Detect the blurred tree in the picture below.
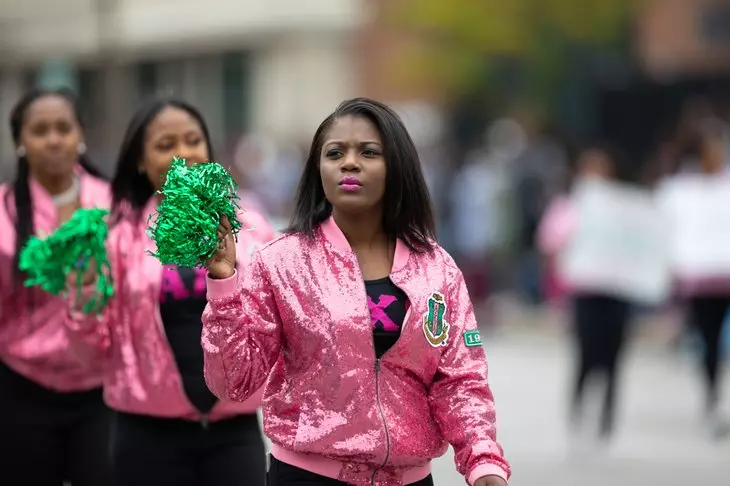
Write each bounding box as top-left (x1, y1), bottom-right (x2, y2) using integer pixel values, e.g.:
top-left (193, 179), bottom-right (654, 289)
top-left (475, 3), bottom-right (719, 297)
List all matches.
top-left (382, 0), bottom-right (639, 111)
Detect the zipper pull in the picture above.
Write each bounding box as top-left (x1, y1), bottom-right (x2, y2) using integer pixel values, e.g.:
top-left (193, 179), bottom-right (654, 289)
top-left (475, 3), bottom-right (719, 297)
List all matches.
top-left (201, 415), bottom-right (209, 430)
top-left (375, 359), bottom-right (381, 372)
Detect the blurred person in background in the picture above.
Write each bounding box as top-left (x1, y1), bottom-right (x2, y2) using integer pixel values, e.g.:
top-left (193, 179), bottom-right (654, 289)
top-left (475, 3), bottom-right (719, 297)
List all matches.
top-left (657, 117), bottom-right (730, 439)
top-left (202, 98), bottom-right (510, 486)
top-left (513, 123), bottom-right (570, 305)
top-left (537, 145), bottom-right (631, 443)
top-left (232, 132), bottom-right (301, 231)
top-left (0, 89), bottom-right (112, 485)
top-left (65, 99), bottom-right (275, 486)
top-left (449, 119), bottom-right (518, 315)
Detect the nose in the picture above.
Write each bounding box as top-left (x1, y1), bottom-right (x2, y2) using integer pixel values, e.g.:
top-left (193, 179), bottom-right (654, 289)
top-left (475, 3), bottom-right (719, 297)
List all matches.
top-left (178, 145), bottom-right (208, 165)
top-left (340, 149), bottom-right (360, 172)
top-left (45, 131), bottom-right (63, 149)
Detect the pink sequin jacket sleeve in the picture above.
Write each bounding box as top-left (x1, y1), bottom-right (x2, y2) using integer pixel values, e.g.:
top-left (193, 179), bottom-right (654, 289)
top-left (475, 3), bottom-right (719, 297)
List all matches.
top-left (430, 267), bottom-right (510, 484)
top-left (202, 251), bottom-right (281, 402)
top-left (65, 285), bottom-right (113, 366)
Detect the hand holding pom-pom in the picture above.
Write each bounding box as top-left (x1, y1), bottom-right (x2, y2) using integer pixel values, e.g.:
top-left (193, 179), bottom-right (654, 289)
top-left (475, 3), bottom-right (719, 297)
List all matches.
top-left (147, 156), bottom-right (243, 269)
top-left (206, 215), bottom-right (237, 280)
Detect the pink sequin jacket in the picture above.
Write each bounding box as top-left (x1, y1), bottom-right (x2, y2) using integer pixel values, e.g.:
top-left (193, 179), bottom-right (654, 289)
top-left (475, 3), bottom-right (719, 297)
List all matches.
top-left (65, 198), bottom-right (276, 422)
top-left (0, 170), bottom-right (109, 392)
top-left (202, 216), bottom-right (511, 485)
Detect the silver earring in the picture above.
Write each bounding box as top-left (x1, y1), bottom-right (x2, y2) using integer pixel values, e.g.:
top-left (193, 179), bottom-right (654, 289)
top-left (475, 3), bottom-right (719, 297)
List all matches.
top-left (77, 142), bottom-right (87, 155)
top-left (15, 146), bottom-right (26, 157)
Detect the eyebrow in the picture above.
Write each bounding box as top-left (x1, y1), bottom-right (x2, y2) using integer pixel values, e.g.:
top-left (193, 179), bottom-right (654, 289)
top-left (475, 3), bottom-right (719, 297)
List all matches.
top-left (324, 140), bottom-right (382, 148)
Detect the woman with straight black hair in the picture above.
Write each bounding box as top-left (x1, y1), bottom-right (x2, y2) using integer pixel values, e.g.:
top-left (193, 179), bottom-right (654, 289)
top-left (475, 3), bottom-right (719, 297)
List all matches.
top-left (202, 98), bottom-right (511, 486)
top-left (0, 88), bottom-right (112, 485)
top-left (65, 97), bottom-right (274, 486)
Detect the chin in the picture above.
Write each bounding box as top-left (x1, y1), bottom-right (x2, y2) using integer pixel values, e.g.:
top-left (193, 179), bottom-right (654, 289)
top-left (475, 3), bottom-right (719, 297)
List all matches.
top-left (332, 200), bottom-right (375, 216)
top-left (42, 161), bottom-right (77, 178)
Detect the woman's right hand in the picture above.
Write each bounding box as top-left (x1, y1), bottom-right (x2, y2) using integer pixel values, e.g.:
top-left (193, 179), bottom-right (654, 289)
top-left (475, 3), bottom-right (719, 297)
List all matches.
top-left (206, 215), bottom-right (237, 280)
top-left (67, 258), bottom-right (97, 289)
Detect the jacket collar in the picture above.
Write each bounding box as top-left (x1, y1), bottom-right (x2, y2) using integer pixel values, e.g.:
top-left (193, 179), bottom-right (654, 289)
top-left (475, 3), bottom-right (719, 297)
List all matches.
top-left (320, 215), bottom-right (410, 272)
top-left (29, 165), bottom-right (94, 225)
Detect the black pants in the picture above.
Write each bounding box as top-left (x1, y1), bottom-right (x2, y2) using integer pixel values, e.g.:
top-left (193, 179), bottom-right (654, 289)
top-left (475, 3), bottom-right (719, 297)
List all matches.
top-left (267, 457), bottom-right (434, 486)
top-left (571, 294), bottom-right (631, 437)
top-left (0, 360), bottom-right (113, 486)
top-left (113, 411), bottom-right (266, 486)
top-left (687, 296), bottom-right (729, 413)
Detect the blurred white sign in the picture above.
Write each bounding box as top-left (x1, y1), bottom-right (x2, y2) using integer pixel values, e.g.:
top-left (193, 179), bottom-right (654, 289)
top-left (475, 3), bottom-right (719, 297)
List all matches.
top-left (658, 175), bottom-right (730, 278)
top-left (559, 179), bottom-right (671, 305)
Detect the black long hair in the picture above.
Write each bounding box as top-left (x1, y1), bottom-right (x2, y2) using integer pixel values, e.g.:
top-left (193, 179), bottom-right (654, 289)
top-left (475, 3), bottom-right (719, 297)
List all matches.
top-left (110, 98), bottom-right (214, 223)
top-left (6, 88), bottom-right (103, 289)
top-left (287, 97), bottom-right (436, 253)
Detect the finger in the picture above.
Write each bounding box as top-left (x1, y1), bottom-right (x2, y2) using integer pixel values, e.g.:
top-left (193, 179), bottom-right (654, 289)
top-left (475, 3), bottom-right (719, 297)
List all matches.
top-left (220, 215), bottom-right (231, 231)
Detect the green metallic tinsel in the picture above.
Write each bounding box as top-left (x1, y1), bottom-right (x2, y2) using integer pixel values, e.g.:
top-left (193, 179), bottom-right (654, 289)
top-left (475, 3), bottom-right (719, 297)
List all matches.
top-left (147, 156), bottom-right (242, 268)
top-left (19, 207), bottom-right (114, 315)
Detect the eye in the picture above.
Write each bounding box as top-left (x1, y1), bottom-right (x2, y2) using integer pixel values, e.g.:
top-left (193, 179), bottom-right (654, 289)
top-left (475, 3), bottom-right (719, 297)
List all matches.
top-left (156, 141), bottom-right (175, 152)
top-left (30, 124), bottom-right (49, 137)
top-left (325, 149), bottom-right (343, 159)
top-left (186, 135), bottom-right (203, 146)
top-left (56, 121), bottom-right (73, 135)
top-left (362, 148), bottom-right (380, 157)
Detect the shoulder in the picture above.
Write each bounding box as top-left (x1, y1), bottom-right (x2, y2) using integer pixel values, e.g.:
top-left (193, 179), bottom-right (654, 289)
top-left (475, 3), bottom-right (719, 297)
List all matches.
top-left (256, 231), bottom-right (310, 260)
top-left (80, 172), bottom-right (110, 193)
top-left (80, 172), bottom-right (112, 208)
top-left (409, 242), bottom-right (464, 282)
top-left (239, 209), bottom-right (278, 244)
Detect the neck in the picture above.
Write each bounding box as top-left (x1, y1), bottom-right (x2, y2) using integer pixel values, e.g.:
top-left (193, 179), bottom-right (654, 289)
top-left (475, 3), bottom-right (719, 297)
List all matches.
top-left (31, 171), bottom-right (75, 197)
top-left (332, 208), bottom-right (387, 250)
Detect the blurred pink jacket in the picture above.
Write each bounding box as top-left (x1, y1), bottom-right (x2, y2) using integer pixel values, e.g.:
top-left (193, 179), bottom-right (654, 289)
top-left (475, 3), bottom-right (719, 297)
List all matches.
top-left (0, 170), bottom-right (109, 392)
top-left (65, 198), bottom-right (276, 422)
top-left (202, 216), bottom-right (510, 486)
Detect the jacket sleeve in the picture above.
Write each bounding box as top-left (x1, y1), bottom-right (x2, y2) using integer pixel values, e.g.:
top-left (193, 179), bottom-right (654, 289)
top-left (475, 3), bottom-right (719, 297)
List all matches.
top-left (63, 227), bottom-right (118, 368)
top-left (428, 268), bottom-right (510, 485)
top-left (64, 282), bottom-right (113, 367)
top-left (202, 251), bottom-right (281, 402)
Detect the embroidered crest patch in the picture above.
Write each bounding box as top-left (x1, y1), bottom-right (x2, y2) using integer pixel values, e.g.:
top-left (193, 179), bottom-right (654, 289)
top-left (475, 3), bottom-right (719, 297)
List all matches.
top-left (463, 330), bottom-right (482, 347)
top-left (422, 292), bottom-right (450, 347)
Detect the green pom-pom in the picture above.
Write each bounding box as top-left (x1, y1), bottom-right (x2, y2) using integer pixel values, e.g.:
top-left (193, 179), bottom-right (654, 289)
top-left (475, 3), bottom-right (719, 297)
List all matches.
top-left (147, 156), bottom-right (242, 268)
top-left (19, 207), bottom-right (114, 315)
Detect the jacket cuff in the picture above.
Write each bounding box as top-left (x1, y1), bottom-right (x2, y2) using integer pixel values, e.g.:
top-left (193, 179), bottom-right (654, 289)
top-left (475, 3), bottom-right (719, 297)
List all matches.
top-left (206, 270), bottom-right (239, 299)
top-left (468, 464), bottom-right (509, 485)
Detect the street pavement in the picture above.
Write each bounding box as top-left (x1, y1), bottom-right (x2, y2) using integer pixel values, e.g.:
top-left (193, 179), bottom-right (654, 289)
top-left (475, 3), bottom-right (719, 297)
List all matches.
top-left (429, 323), bottom-right (730, 485)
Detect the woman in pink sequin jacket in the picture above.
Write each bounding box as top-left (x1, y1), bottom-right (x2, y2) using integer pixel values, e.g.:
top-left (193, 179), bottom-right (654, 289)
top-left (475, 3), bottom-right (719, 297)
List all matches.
top-left (66, 99), bottom-right (275, 486)
top-left (202, 98), bottom-right (511, 486)
top-left (0, 88), bottom-right (113, 485)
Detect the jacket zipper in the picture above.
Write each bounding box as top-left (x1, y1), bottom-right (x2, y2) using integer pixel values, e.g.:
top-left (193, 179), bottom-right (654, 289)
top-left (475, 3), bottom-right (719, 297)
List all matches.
top-left (371, 358), bottom-right (391, 485)
top-left (357, 266), bottom-right (410, 484)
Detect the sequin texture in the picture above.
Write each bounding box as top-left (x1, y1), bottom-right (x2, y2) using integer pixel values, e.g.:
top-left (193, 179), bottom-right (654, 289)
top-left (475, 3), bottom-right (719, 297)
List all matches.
top-left (0, 170), bottom-right (108, 391)
top-left (65, 199), bottom-right (275, 420)
top-left (203, 216), bottom-right (511, 485)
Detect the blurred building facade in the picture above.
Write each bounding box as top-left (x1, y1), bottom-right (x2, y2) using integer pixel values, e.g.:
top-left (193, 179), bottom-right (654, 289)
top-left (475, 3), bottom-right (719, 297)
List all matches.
top-left (0, 0), bottom-right (364, 177)
top-left (637, 0), bottom-right (730, 80)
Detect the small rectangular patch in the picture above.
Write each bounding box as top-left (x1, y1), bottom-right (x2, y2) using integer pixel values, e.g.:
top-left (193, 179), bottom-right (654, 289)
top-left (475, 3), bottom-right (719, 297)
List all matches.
top-left (464, 330), bottom-right (482, 347)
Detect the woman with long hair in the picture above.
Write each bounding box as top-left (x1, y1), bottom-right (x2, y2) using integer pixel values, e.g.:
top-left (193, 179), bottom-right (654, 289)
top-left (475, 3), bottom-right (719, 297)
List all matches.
top-left (65, 98), bottom-right (274, 486)
top-left (203, 98), bottom-right (510, 486)
top-left (0, 88), bottom-right (112, 485)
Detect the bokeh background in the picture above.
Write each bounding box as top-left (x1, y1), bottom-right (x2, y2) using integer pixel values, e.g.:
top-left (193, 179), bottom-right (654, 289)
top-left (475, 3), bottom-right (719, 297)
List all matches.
top-left (2, 1), bottom-right (730, 484)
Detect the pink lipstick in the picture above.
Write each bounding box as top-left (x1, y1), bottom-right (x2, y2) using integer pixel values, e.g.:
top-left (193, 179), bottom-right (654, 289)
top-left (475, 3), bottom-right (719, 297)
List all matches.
top-left (338, 176), bottom-right (362, 192)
